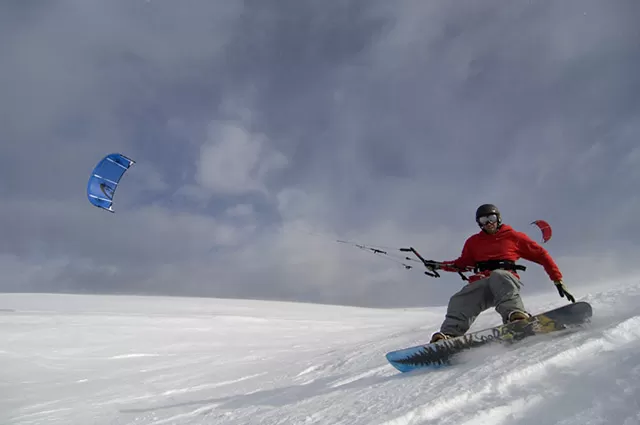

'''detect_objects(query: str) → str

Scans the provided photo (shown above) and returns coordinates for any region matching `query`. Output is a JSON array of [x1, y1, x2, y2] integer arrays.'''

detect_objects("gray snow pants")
[[439, 269, 526, 337]]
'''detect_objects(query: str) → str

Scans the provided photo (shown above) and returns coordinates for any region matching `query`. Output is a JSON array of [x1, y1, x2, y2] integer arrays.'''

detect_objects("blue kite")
[[87, 153, 135, 212]]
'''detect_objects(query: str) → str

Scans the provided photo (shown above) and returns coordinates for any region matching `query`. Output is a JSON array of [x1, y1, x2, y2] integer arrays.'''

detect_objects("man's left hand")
[[554, 280, 576, 303]]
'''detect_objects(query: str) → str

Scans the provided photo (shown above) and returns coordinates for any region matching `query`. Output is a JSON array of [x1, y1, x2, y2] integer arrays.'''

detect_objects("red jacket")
[[442, 224, 563, 283]]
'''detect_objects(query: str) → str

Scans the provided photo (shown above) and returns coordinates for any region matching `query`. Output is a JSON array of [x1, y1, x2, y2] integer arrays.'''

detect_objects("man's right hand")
[[423, 260, 442, 270]]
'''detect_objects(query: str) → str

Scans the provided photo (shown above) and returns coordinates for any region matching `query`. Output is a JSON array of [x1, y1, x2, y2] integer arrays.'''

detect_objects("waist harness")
[[474, 259, 526, 274]]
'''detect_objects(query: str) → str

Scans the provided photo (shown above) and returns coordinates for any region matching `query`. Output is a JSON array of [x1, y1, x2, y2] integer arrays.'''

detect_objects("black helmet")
[[475, 203, 501, 225]]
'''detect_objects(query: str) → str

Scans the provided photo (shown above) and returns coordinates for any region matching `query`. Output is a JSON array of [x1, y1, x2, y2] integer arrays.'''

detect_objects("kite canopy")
[[531, 219, 552, 243], [87, 153, 135, 212]]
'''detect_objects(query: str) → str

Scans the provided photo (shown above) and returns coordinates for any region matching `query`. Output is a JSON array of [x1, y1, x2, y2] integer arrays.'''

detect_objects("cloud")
[[226, 204, 255, 218], [196, 120, 288, 196]]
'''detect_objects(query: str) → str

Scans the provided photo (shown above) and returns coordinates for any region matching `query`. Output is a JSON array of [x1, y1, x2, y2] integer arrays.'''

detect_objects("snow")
[[2, 278, 640, 425]]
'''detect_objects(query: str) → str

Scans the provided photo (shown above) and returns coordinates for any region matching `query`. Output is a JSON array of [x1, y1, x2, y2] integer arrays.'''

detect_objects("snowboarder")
[[429, 204, 575, 343]]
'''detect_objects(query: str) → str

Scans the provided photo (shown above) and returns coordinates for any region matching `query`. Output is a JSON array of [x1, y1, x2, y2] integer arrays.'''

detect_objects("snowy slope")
[[2, 278, 640, 425]]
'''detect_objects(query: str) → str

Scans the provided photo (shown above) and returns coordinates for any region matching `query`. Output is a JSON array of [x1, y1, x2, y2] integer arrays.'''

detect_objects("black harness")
[[474, 259, 526, 274]]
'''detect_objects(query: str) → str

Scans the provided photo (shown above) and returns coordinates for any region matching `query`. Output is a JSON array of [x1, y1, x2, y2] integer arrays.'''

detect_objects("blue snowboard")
[[386, 301, 593, 373]]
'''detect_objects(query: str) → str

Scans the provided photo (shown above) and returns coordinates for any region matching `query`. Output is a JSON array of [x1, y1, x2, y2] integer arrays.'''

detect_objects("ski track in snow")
[[2, 278, 640, 424]]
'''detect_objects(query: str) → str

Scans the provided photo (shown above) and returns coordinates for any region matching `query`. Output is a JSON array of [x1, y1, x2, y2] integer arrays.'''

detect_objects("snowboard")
[[386, 301, 593, 373]]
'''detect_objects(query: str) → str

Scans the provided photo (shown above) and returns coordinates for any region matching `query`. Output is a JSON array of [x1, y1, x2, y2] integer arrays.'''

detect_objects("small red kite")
[[531, 220, 552, 243]]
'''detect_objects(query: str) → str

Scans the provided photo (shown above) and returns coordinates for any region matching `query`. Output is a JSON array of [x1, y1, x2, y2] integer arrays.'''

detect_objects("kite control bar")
[[336, 239, 470, 281], [400, 247, 470, 281]]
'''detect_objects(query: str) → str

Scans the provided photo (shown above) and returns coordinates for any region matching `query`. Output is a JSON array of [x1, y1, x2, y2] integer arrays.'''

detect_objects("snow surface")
[[3, 278, 640, 425]]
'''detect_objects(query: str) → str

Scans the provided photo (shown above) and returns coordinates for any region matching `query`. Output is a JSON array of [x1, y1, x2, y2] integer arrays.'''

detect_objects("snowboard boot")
[[508, 310, 530, 323], [430, 332, 453, 343]]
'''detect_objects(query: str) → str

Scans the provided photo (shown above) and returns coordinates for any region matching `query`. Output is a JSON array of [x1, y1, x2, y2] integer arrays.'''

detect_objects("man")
[[430, 203, 575, 343]]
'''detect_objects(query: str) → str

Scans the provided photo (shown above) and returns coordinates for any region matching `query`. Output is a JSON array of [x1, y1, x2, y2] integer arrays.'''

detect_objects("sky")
[[1, 0, 639, 307]]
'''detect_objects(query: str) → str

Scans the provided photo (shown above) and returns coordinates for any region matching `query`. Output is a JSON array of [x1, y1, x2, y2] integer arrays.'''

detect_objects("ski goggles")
[[477, 214, 499, 225]]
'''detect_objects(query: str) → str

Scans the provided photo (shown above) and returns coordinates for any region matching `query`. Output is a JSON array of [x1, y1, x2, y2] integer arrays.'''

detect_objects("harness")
[[473, 259, 527, 274]]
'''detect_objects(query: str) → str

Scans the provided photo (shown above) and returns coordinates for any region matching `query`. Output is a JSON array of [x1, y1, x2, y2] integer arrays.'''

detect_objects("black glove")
[[423, 260, 442, 270], [554, 280, 575, 303], [419, 260, 443, 278]]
